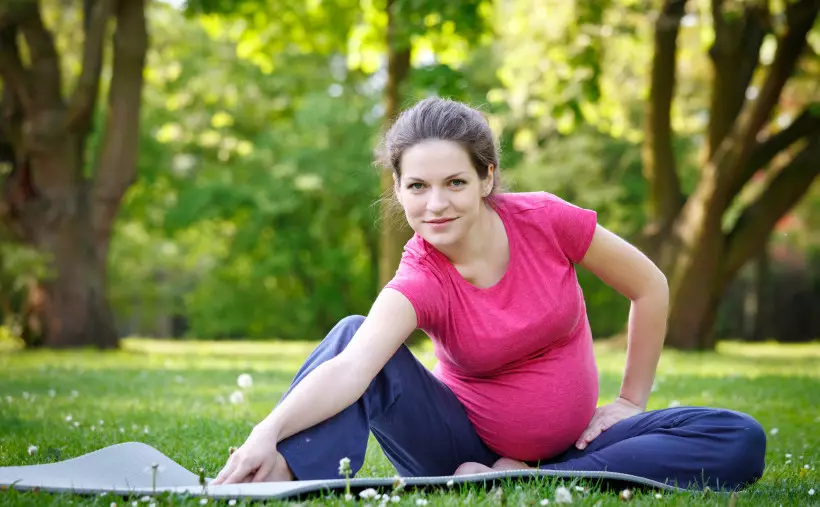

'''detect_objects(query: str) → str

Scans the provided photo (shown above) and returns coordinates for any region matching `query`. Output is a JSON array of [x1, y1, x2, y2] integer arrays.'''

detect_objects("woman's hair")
[[375, 97, 502, 193]]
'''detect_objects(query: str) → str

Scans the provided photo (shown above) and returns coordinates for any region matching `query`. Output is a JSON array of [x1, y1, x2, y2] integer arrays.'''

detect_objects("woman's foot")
[[453, 457, 534, 475]]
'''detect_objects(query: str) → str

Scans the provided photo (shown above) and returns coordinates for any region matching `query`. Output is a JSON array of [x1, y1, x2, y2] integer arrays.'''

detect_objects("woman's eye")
[[450, 179, 466, 187], [408, 182, 424, 190]]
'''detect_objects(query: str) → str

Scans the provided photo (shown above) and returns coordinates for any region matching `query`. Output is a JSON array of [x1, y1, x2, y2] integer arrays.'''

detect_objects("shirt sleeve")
[[542, 193, 598, 264], [384, 252, 447, 331]]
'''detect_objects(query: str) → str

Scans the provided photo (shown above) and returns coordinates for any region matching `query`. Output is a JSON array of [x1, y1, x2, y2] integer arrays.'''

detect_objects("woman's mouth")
[[425, 218, 456, 229]]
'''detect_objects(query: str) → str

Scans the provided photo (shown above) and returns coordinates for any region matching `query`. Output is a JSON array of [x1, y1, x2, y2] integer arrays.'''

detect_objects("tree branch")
[[727, 106, 820, 199], [92, 0, 147, 248], [16, 2, 62, 109], [723, 134, 820, 280], [707, 0, 770, 157], [67, 0, 115, 134], [641, 0, 687, 236], [0, 23, 33, 113], [712, 0, 818, 206]]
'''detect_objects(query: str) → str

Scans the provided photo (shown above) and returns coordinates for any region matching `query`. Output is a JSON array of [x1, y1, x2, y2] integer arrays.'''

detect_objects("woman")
[[212, 97, 766, 491]]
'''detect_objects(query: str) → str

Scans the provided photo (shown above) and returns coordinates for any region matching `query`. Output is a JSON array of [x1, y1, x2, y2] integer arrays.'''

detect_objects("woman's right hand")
[[211, 422, 293, 484]]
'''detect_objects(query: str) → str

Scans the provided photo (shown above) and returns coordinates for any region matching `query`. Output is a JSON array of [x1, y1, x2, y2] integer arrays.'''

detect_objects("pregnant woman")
[[212, 97, 766, 491]]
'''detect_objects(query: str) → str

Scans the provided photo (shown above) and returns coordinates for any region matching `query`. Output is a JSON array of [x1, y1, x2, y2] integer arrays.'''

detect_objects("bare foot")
[[453, 461, 494, 475], [491, 457, 534, 471]]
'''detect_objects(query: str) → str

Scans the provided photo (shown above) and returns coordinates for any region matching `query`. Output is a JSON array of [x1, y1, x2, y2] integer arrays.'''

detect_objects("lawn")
[[0, 336, 817, 506]]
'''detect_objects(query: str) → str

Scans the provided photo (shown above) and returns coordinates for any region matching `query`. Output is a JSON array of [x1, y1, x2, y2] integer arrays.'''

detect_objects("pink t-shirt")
[[384, 192, 599, 462]]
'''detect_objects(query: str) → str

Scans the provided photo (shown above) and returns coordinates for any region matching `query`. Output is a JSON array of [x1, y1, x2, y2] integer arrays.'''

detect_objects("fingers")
[[251, 459, 275, 483], [211, 459, 236, 485]]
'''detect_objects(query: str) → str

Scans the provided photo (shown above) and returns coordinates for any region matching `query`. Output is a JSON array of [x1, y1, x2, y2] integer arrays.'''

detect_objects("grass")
[[0, 335, 818, 506]]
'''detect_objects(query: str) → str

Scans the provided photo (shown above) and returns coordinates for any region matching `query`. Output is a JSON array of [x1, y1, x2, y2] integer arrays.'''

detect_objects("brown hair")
[[376, 97, 502, 194]]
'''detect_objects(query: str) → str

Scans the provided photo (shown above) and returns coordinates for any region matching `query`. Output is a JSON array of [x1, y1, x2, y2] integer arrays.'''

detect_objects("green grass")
[[0, 336, 818, 506]]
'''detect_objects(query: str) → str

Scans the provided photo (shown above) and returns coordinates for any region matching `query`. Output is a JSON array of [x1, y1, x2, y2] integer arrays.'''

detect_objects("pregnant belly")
[[438, 346, 599, 461]]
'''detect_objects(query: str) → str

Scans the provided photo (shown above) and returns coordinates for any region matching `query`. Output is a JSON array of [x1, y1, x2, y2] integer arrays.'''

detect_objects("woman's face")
[[395, 139, 492, 250]]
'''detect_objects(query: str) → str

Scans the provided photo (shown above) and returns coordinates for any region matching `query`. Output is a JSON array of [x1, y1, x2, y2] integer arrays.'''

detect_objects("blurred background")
[[0, 0, 817, 352]]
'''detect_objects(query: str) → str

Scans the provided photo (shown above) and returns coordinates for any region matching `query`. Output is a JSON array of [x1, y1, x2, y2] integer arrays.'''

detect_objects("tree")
[[491, 0, 818, 349], [642, 0, 819, 349], [0, 0, 147, 348]]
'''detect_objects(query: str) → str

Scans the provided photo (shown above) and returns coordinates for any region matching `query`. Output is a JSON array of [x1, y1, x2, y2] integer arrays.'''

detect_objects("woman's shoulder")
[[493, 191, 584, 214]]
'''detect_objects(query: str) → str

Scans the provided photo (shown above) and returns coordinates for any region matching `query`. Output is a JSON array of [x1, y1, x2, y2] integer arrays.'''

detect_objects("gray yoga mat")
[[0, 442, 686, 500]]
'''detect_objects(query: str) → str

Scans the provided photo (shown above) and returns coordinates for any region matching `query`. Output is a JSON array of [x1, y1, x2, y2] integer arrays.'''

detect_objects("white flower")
[[99, 419, 104, 425], [228, 501, 237, 506], [655, 493, 662, 499], [668, 400, 681, 408], [199, 499, 208, 505], [786, 453, 792, 458], [65, 415, 73, 422], [360, 488, 378, 499], [770, 428, 779, 436], [22, 391, 29, 399], [555, 486, 572, 503], [344, 494, 353, 501], [338, 457, 351, 476], [237, 373, 253, 389], [415, 499, 428, 506], [229, 391, 244, 404], [144, 426, 150, 434], [73, 421, 79, 427], [48, 389, 56, 397], [619, 489, 633, 501], [809, 488, 815, 496], [110, 503, 117, 507], [540, 500, 550, 505], [27, 445, 38, 455], [805, 464, 810, 469], [786, 460, 792, 464], [391, 496, 401, 503], [574, 486, 584, 492], [175, 376, 184, 383], [446, 479, 454, 487], [71, 390, 79, 397], [140, 496, 151, 502]]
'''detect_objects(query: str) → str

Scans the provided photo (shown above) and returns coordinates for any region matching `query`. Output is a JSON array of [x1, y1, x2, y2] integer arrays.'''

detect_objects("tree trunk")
[[0, 0, 147, 349], [377, 0, 412, 289], [642, 0, 819, 350]]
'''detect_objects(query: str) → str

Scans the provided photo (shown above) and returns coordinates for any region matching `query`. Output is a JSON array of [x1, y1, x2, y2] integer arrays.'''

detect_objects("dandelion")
[[769, 428, 779, 436], [668, 400, 681, 408], [228, 501, 237, 506], [809, 489, 815, 496], [99, 420, 105, 425], [555, 486, 572, 504], [619, 488, 633, 501], [139, 496, 151, 502], [392, 476, 406, 491], [71, 390, 79, 397], [391, 496, 401, 503], [344, 494, 353, 501], [27, 445, 38, 455], [805, 464, 810, 470], [786, 454, 792, 458], [110, 503, 117, 507], [540, 500, 550, 506], [48, 389, 56, 398], [73, 421, 79, 428], [655, 493, 662, 499], [574, 486, 585, 492], [199, 499, 208, 505], [415, 499, 428, 506], [237, 373, 253, 389], [65, 415, 73, 422], [5, 396, 11, 403], [229, 391, 244, 404], [446, 479, 454, 488], [144, 426, 150, 435], [22, 392, 29, 399]]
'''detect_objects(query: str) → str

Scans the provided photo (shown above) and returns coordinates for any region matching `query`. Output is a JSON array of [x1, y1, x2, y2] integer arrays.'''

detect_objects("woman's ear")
[[484, 164, 495, 196]]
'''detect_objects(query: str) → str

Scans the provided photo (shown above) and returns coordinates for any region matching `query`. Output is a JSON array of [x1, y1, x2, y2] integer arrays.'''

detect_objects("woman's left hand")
[[575, 397, 644, 450]]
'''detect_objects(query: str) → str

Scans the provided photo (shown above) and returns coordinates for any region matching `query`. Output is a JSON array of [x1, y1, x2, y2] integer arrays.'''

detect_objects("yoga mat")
[[0, 442, 686, 500]]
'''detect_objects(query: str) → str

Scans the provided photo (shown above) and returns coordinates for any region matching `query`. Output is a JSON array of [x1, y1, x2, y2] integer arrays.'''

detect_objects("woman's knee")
[[318, 315, 366, 352], [709, 409, 767, 486]]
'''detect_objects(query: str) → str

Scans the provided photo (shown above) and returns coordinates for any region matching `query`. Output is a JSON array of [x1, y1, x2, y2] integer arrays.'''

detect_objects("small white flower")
[[48, 389, 56, 397], [149, 503, 156, 507], [809, 488, 815, 496], [119, 427, 125, 433], [786, 460, 792, 464], [574, 486, 584, 492], [229, 390, 244, 404], [655, 493, 662, 499], [540, 500, 550, 505], [805, 464, 810, 469], [391, 496, 401, 503], [199, 499, 208, 505], [344, 494, 353, 501], [786, 454, 792, 458], [27, 445, 38, 455], [65, 415, 73, 422], [73, 421, 79, 427], [22, 391, 29, 399], [228, 501, 237, 506], [5, 396, 11, 403], [359, 488, 377, 499], [338, 457, 351, 476], [131, 502, 137, 507], [415, 499, 428, 506], [175, 376, 184, 383], [555, 486, 572, 503], [237, 373, 253, 389], [110, 502, 117, 507], [770, 428, 779, 436], [668, 400, 681, 408], [446, 479, 454, 487], [144, 426, 150, 434], [99, 419, 104, 425], [140, 495, 151, 502], [90, 425, 96, 431], [71, 390, 79, 397], [619, 489, 633, 501]]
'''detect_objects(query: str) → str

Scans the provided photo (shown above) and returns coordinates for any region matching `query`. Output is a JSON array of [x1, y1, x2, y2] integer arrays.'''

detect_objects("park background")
[[1, 0, 817, 352]]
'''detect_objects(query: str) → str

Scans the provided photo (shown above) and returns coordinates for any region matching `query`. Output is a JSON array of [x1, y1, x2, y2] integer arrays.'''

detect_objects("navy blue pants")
[[277, 316, 766, 491]]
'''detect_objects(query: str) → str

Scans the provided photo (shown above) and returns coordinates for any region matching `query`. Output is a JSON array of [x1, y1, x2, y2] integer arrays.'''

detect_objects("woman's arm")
[[579, 224, 669, 410], [260, 288, 419, 441], [212, 288, 419, 483]]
